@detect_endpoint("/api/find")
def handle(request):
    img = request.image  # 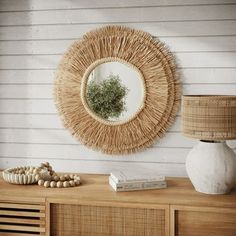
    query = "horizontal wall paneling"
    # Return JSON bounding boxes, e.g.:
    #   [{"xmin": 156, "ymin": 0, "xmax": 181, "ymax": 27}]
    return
[
  {"xmin": 1, "ymin": 0, "xmax": 236, "ymax": 12},
  {"xmin": 0, "ymin": 21, "xmax": 235, "ymax": 41},
  {"xmin": 0, "ymin": 157, "xmax": 187, "ymax": 176},
  {"xmin": 1, "ymin": 5, "xmax": 236, "ymax": 26}
]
